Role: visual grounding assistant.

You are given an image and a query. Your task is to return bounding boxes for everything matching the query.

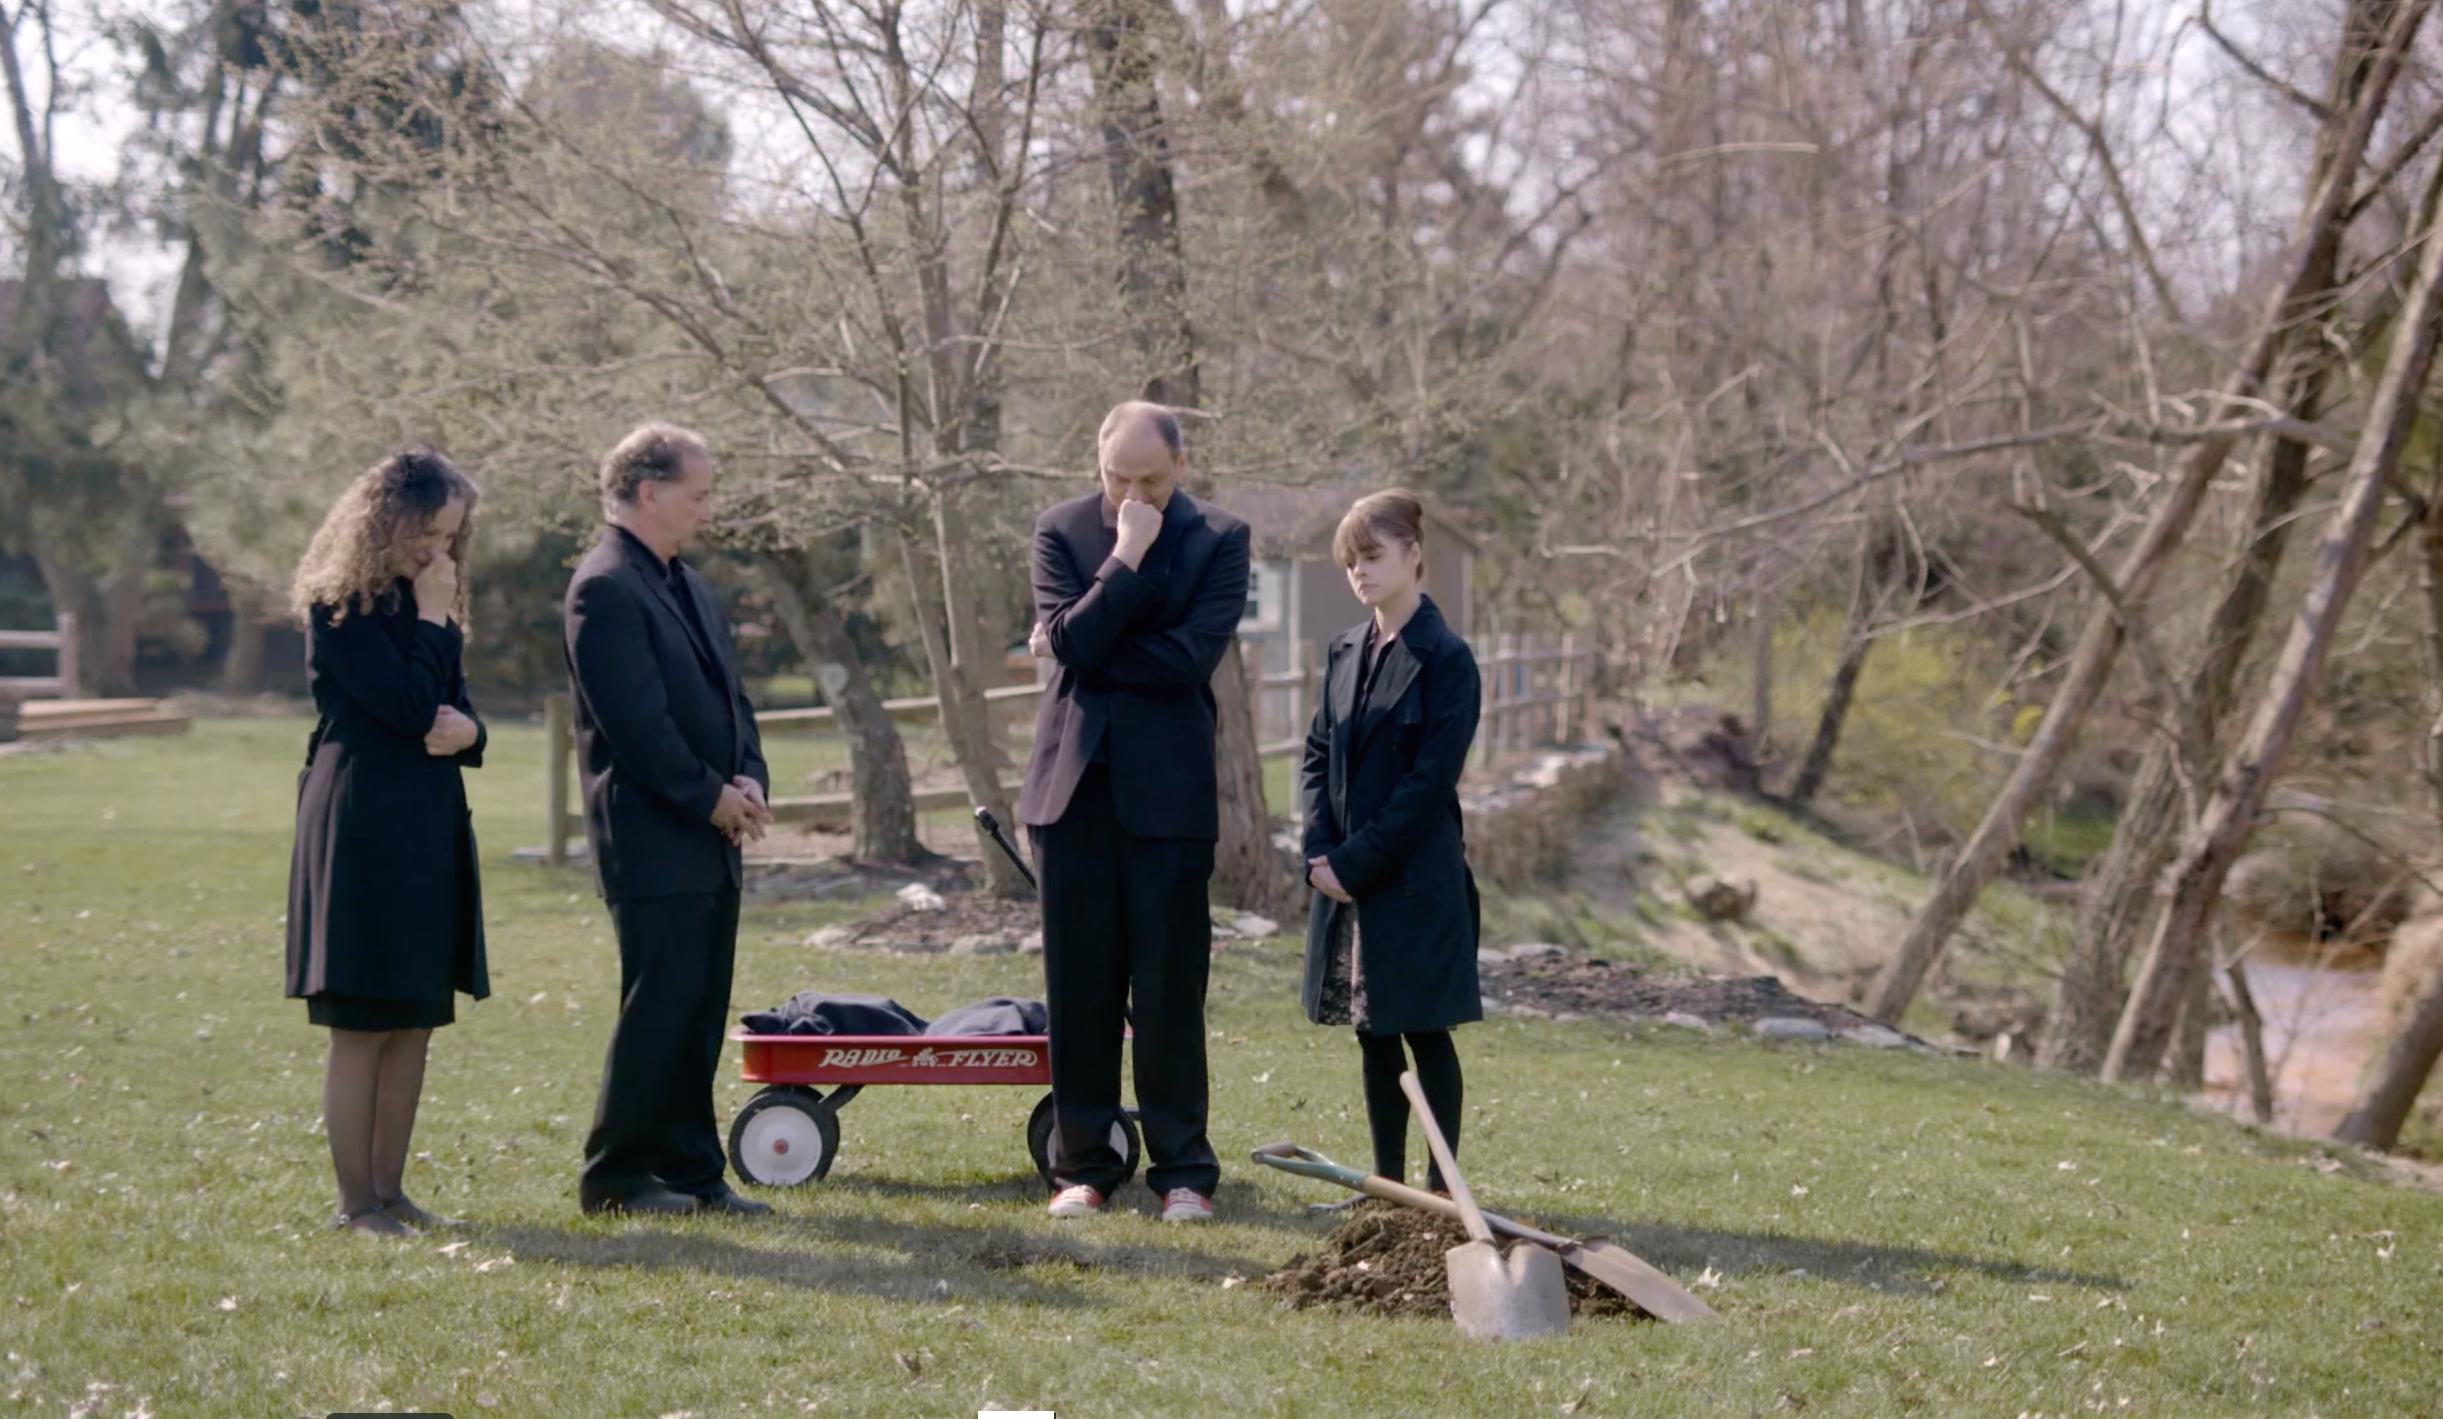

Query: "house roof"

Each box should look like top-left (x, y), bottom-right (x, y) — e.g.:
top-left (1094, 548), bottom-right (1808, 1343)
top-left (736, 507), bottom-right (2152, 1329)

top-left (1221, 480), bottom-right (1483, 559)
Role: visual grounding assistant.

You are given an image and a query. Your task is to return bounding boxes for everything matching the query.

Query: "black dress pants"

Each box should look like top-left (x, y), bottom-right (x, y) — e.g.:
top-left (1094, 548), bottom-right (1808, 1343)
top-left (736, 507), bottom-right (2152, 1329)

top-left (1031, 765), bottom-right (1220, 1197)
top-left (580, 889), bottom-right (740, 1201)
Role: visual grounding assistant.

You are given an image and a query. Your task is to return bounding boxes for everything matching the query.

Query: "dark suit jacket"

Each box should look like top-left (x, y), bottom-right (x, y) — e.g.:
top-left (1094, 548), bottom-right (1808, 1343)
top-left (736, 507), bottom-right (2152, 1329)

top-left (563, 527), bottom-right (769, 902)
top-left (286, 587), bottom-right (489, 1003)
top-left (1298, 595), bottom-right (1483, 1034)
top-left (1018, 490), bottom-right (1251, 840)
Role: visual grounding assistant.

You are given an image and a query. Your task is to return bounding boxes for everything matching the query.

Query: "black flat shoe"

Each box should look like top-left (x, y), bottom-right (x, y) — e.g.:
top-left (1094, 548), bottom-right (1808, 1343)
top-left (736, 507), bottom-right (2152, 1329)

top-left (691, 1187), bottom-right (772, 1216)
top-left (580, 1187), bottom-right (700, 1216)
top-left (380, 1194), bottom-right (462, 1230)
top-left (332, 1204), bottom-right (412, 1237)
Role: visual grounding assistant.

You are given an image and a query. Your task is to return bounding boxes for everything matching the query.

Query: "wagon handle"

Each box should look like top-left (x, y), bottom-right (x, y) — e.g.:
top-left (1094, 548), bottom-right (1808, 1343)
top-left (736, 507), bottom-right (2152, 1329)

top-left (973, 806), bottom-right (1039, 894)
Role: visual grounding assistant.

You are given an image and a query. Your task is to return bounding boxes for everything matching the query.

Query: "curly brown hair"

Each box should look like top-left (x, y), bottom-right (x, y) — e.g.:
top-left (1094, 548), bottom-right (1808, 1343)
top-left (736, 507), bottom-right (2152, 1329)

top-left (290, 446), bottom-right (480, 627)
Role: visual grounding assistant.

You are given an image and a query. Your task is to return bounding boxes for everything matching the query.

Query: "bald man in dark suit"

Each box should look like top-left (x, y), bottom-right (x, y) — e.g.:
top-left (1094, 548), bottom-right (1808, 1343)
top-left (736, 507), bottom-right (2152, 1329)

top-left (1020, 402), bottom-right (1250, 1223)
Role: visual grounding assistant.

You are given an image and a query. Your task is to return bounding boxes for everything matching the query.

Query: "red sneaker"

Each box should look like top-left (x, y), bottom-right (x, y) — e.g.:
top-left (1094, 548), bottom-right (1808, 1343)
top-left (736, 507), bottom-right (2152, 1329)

top-left (1160, 1188), bottom-right (1215, 1223)
top-left (1047, 1184), bottom-right (1106, 1218)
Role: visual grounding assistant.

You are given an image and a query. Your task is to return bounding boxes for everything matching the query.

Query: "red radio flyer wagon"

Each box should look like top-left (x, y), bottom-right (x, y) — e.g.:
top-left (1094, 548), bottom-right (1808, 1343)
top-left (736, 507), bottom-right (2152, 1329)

top-left (724, 809), bottom-right (1140, 1191)
top-left (723, 1031), bottom-right (1140, 1189)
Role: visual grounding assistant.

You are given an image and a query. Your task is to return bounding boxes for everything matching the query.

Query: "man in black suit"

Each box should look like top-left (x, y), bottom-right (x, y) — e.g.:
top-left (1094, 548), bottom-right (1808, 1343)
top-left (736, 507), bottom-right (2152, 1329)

top-left (564, 422), bottom-right (775, 1217)
top-left (1020, 401), bottom-right (1251, 1222)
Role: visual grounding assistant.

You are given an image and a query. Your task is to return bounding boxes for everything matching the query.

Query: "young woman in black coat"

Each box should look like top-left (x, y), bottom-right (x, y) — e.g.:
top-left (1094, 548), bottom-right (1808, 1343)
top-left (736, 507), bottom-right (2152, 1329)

top-left (286, 447), bottom-right (489, 1236)
top-left (1299, 490), bottom-right (1482, 1192)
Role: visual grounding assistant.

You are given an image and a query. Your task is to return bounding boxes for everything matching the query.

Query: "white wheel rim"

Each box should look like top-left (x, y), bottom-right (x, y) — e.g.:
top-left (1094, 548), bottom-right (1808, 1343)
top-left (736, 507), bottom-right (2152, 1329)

top-left (740, 1104), bottom-right (825, 1186)
top-left (1036, 1117), bottom-right (1137, 1174)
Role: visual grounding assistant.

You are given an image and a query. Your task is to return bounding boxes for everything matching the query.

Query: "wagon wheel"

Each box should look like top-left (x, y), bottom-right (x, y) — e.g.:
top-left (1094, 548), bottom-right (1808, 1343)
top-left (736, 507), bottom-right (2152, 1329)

top-left (729, 1086), bottom-right (839, 1187)
top-left (1024, 1092), bottom-right (1142, 1192)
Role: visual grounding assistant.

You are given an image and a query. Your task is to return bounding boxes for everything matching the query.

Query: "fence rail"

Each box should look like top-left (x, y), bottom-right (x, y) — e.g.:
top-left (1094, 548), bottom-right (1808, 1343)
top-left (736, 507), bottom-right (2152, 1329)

top-left (1252, 630), bottom-right (1592, 766)
top-left (0, 613), bottom-right (78, 699)
top-left (537, 629), bottom-right (1592, 861)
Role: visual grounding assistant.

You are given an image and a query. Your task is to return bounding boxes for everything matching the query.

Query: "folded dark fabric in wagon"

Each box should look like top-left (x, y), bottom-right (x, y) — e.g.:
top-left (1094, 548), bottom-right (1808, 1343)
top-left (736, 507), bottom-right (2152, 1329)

top-left (740, 992), bottom-right (1049, 1037)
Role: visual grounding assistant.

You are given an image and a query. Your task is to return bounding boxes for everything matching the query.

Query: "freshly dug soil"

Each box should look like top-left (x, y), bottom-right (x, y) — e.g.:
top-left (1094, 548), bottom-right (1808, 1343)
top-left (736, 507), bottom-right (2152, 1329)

top-left (1261, 1200), bottom-right (1645, 1321)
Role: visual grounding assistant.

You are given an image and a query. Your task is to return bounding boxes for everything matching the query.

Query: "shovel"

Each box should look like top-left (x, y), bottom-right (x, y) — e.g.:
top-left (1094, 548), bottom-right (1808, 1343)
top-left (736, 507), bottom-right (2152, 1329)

top-left (1249, 1140), bottom-right (1720, 1325)
top-left (1394, 1070), bottom-right (1572, 1340)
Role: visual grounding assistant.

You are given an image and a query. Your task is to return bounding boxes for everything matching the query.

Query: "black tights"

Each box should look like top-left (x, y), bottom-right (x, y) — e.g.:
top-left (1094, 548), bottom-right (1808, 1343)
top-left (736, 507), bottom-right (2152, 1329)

top-left (322, 1027), bottom-right (432, 1216)
top-left (1356, 1029), bottom-right (1463, 1190)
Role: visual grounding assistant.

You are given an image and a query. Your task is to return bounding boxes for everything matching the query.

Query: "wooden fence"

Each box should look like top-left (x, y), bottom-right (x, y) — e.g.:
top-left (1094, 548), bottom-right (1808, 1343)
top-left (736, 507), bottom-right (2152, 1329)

top-left (0, 613), bottom-right (77, 699)
top-left (1252, 630), bottom-right (1592, 766)
top-left (537, 631), bottom-right (1593, 862)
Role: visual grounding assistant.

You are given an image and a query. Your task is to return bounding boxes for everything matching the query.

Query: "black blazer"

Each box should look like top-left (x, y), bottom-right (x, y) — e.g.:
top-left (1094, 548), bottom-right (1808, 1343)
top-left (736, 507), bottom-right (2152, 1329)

top-left (563, 527), bottom-right (769, 901)
top-left (286, 587), bottom-right (490, 1004)
top-left (1299, 595), bottom-right (1482, 1035)
top-left (1018, 490), bottom-right (1252, 841)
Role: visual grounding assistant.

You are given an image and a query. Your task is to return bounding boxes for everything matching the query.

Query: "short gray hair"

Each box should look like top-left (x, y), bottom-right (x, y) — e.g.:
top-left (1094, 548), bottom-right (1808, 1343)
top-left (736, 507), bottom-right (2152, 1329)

top-left (600, 421), bottom-right (710, 504)
top-left (1096, 401), bottom-right (1183, 458)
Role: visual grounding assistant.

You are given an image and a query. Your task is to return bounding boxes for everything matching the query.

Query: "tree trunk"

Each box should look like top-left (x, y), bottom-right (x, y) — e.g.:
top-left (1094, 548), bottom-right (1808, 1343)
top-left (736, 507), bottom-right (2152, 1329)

top-left (221, 579), bottom-right (271, 694)
top-left (2331, 485), bottom-right (2443, 1146)
top-left (754, 549), bottom-right (925, 866)
top-left (2341, 950), bottom-right (2443, 1147)
top-left (1864, 1), bottom-right (2422, 1024)
top-left (2042, 748), bottom-right (2182, 1070)
top-left (2104, 143), bottom-right (2443, 1082)
top-left (896, 516), bottom-right (1028, 895)
top-left (1212, 639), bottom-right (1296, 917)
top-left (1087, 0), bottom-right (1201, 403)
top-left (1748, 594), bottom-right (1774, 768)
top-left (32, 555), bottom-right (99, 697)
top-left (97, 532), bottom-right (146, 697)
top-left (1085, 0), bottom-right (1287, 916)
top-left (2168, 960), bottom-right (2211, 1089)
top-left (35, 547), bottom-right (144, 699)
top-left (2038, 357), bottom-right (2326, 1072)
top-left (2225, 959), bottom-right (2277, 1125)
top-left (1788, 524), bottom-right (1891, 808)
top-left (1787, 629), bottom-right (1870, 808)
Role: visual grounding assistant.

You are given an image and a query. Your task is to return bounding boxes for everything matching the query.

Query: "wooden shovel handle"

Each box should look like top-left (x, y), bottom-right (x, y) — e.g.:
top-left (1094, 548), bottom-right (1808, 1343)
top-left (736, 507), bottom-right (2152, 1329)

top-left (1399, 1069), bottom-right (1492, 1242)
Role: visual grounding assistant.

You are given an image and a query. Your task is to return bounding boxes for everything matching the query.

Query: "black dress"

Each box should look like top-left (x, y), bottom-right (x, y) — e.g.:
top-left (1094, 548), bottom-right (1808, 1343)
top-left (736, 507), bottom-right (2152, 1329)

top-left (286, 584), bottom-right (490, 1030)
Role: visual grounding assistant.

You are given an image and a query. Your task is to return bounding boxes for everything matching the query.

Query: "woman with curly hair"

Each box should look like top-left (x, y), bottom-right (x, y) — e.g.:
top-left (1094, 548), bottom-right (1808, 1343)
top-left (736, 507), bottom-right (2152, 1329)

top-left (286, 445), bottom-right (490, 1236)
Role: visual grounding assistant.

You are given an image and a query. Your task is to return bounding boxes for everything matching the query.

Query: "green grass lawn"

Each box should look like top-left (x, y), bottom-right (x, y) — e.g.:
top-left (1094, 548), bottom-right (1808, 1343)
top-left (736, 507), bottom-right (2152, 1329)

top-left (3, 720), bottom-right (2439, 1417)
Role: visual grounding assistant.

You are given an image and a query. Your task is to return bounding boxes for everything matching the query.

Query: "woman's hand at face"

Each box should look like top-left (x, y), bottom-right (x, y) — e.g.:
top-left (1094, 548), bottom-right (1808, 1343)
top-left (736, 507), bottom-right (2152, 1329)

top-left (412, 553), bottom-right (458, 623)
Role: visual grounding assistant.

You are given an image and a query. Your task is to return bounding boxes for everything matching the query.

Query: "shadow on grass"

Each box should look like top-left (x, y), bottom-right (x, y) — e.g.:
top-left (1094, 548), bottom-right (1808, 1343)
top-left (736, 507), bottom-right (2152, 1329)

top-left (780, 1211), bottom-right (1279, 1281)
top-left (1538, 1215), bottom-right (2131, 1297)
top-left (815, 1171), bottom-right (1322, 1230)
top-left (481, 1221), bottom-right (1100, 1307)
top-left (481, 1209), bottom-right (1281, 1305)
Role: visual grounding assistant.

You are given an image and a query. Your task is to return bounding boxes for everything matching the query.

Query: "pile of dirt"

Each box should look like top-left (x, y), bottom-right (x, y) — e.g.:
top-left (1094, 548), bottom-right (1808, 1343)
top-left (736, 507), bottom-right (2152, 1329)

top-left (1261, 1201), bottom-right (1643, 1321)
top-left (1483, 953), bottom-right (1876, 1029)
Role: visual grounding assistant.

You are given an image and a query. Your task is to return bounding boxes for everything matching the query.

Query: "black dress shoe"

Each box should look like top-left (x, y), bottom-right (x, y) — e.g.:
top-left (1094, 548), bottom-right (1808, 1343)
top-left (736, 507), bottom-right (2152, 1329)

top-left (580, 1186), bottom-right (700, 1216)
top-left (380, 1193), bottom-right (463, 1230)
top-left (690, 1187), bottom-right (772, 1216)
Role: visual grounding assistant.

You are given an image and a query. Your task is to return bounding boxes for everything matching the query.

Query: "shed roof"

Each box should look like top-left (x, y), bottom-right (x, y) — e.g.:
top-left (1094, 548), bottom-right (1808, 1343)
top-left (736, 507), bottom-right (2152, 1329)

top-left (1222, 481), bottom-right (1483, 559)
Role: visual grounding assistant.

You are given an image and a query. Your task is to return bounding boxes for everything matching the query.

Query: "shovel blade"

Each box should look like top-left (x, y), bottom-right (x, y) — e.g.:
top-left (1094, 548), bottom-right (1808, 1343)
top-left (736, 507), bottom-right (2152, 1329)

top-left (1446, 1239), bottom-right (1571, 1340)
top-left (1556, 1239), bottom-right (1721, 1324)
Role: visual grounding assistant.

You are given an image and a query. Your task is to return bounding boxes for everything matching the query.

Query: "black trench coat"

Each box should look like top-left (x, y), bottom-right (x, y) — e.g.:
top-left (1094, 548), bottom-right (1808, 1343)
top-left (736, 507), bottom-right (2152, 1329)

top-left (285, 586), bottom-right (489, 1006)
top-left (1298, 594), bottom-right (1483, 1035)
